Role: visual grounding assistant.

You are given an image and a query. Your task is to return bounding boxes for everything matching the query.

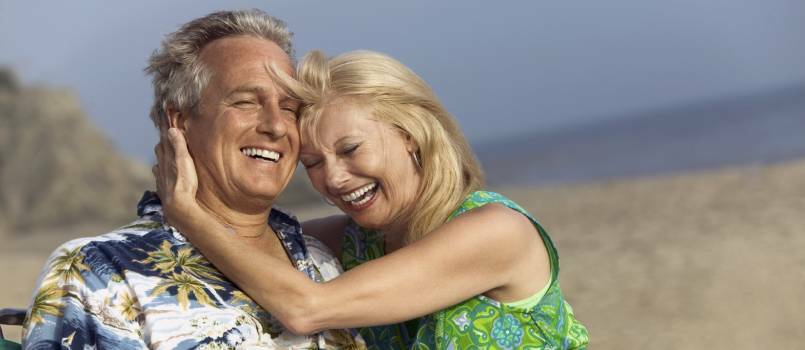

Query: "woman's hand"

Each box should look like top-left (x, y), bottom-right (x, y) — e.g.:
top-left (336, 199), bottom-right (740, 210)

top-left (153, 128), bottom-right (202, 226)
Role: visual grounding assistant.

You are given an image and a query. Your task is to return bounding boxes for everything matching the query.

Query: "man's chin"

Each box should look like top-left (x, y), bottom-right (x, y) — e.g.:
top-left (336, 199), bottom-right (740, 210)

top-left (221, 175), bottom-right (293, 210)
top-left (227, 195), bottom-right (276, 216)
top-left (243, 188), bottom-right (280, 203)
top-left (219, 183), bottom-right (278, 210)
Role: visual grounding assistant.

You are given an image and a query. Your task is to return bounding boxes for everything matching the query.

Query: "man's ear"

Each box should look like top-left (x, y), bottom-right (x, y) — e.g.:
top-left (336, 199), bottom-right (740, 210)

top-left (166, 106), bottom-right (189, 131)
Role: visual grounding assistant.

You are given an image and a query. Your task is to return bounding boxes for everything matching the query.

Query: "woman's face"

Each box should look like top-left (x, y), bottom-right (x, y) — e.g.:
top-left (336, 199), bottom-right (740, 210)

top-left (300, 100), bottom-right (422, 232)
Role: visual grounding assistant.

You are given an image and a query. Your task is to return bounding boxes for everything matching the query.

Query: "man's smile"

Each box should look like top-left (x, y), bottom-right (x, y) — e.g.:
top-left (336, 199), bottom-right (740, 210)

top-left (240, 147), bottom-right (281, 162)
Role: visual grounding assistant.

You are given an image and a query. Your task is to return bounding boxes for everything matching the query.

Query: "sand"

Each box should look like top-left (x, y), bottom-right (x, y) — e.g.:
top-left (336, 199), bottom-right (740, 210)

top-left (500, 160), bottom-right (805, 348)
top-left (2, 159), bottom-right (804, 348)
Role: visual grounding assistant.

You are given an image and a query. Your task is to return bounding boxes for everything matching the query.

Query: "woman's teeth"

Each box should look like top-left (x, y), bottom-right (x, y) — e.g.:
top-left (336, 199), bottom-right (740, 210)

top-left (241, 148), bottom-right (280, 162)
top-left (341, 183), bottom-right (378, 205)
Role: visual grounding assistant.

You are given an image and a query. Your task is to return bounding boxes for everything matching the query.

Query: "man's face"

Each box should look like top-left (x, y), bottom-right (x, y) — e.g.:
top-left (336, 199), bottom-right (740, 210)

top-left (178, 36), bottom-right (299, 212)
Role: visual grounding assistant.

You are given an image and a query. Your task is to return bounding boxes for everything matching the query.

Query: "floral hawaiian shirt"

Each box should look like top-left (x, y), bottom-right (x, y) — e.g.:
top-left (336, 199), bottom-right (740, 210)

top-left (22, 191), bottom-right (364, 349)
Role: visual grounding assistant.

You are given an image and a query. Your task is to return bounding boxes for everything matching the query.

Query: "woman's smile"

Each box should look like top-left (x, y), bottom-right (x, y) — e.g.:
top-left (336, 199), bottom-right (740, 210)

top-left (339, 182), bottom-right (379, 210)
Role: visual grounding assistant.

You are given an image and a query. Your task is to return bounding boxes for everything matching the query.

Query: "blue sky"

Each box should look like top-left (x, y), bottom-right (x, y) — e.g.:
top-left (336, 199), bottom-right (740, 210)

top-left (2, 0), bottom-right (804, 161)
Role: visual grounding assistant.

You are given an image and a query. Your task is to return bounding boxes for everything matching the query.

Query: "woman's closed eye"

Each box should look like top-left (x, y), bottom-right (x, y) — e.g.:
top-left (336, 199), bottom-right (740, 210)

top-left (340, 143), bottom-right (360, 155)
top-left (301, 157), bottom-right (322, 169)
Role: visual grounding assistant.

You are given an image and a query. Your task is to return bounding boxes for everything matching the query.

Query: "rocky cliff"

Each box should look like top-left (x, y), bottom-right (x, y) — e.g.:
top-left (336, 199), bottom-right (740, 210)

top-left (0, 67), bottom-right (321, 236)
top-left (0, 68), bottom-right (152, 234)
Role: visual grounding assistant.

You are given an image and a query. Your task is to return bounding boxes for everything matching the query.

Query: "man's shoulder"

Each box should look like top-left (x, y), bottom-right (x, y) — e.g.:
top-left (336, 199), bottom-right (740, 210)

top-left (303, 234), bottom-right (343, 281)
top-left (270, 207), bottom-right (347, 281)
top-left (50, 217), bottom-right (164, 251)
top-left (41, 216), bottom-right (173, 279)
top-left (267, 205), bottom-right (302, 234)
top-left (49, 191), bottom-right (167, 254)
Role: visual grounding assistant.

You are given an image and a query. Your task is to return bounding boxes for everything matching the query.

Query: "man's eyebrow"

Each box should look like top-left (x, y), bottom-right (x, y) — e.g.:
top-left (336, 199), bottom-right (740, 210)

top-left (227, 85), bottom-right (267, 96)
top-left (228, 85), bottom-right (299, 103)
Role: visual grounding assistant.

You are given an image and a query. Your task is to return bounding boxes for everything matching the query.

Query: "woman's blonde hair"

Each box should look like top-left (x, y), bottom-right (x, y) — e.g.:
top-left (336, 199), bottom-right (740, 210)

top-left (277, 50), bottom-right (484, 243)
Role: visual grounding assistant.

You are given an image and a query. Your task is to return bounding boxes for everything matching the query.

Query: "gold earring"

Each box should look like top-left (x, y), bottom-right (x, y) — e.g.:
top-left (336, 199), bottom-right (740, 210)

top-left (411, 151), bottom-right (422, 169)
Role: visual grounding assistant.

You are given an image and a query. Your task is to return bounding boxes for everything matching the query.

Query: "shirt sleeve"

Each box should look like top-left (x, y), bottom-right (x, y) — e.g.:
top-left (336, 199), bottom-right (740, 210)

top-left (22, 240), bottom-right (148, 350)
top-left (303, 234), bottom-right (344, 282)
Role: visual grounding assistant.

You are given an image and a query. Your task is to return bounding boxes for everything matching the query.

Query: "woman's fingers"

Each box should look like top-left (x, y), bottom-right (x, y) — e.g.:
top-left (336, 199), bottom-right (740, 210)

top-left (169, 129), bottom-right (194, 186)
top-left (152, 163), bottom-right (167, 215)
top-left (151, 127), bottom-right (202, 225)
top-left (166, 128), bottom-right (199, 196)
top-left (153, 129), bottom-right (179, 203)
top-left (152, 164), bottom-right (160, 189)
top-left (168, 128), bottom-right (187, 160)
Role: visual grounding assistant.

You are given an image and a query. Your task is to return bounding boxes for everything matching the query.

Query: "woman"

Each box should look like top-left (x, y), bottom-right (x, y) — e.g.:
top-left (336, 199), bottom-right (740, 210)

top-left (155, 50), bottom-right (588, 349)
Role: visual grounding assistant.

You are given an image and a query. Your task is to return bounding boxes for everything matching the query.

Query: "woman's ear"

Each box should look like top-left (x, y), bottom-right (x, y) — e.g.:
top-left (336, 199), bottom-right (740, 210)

top-left (404, 133), bottom-right (419, 154)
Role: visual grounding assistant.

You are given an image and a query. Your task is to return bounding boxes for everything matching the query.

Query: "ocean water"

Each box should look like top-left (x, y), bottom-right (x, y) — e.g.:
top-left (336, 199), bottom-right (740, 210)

top-left (475, 84), bottom-right (805, 186)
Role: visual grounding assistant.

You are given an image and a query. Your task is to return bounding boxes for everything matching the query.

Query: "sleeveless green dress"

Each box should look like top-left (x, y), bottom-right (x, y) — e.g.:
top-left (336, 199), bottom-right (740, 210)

top-left (340, 191), bottom-right (589, 349)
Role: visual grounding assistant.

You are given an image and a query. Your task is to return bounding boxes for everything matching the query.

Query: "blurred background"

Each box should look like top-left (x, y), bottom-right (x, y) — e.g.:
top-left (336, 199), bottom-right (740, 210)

top-left (1, 1), bottom-right (804, 348)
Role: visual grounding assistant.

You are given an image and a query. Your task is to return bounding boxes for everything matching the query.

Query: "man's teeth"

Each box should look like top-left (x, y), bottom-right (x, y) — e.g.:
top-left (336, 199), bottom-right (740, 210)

top-left (241, 148), bottom-right (280, 161)
top-left (341, 183), bottom-right (377, 202)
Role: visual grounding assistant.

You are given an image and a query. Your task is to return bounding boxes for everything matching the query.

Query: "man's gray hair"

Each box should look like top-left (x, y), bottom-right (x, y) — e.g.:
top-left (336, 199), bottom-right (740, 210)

top-left (145, 9), bottom-right (294, 130)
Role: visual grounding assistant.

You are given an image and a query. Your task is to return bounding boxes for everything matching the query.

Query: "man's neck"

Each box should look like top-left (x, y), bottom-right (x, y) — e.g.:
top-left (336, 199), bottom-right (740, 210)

top-left (194, 191), bottom-right (293, 266)
top-left (195, 188), bottom-right (273, 239)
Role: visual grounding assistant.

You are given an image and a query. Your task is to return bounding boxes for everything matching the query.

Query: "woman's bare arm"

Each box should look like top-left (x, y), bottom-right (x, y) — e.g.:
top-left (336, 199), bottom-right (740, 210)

top-left (155, 128), bottom-right (550, 335)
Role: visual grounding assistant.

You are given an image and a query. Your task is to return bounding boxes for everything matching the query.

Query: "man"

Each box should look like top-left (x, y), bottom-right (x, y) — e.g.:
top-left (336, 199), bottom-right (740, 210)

top-left (22, 10), bottom-right (362, 349)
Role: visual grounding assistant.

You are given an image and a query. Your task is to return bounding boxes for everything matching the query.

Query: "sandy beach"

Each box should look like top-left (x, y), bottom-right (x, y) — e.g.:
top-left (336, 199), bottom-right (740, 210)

top-left (2, 159), bottom-right (804, 348)
top-left (501, 159), bottom-right (805, 349)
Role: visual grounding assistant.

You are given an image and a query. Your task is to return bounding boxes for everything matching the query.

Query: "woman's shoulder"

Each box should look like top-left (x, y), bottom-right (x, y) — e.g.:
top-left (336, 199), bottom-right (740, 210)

top-left (456, 191), bottom-right (560, 279)
top-left (451, 191), bottom-right (544, 248)
top-left (455, 202), bottom-right (536, 238)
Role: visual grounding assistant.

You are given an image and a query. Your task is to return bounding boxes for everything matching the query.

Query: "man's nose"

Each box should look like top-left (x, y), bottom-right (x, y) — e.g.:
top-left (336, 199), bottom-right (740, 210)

top-left (255, 102), bottom-right (287, 138)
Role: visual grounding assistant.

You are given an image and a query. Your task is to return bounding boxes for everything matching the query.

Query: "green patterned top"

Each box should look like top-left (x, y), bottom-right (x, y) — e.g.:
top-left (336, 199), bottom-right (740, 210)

top-left (340, 191), bottom-right (589, 349)
top-left (340, 219), bottom-right (421, 349)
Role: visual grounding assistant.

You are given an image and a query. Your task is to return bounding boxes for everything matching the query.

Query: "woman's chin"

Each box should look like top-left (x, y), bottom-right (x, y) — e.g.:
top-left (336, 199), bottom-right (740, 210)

top-left (350, 212), bottom-right (388, 232)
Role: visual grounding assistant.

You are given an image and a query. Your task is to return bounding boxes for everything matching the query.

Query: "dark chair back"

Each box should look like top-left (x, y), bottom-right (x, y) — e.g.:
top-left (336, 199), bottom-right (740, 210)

top-left (0, 308), bottom-right (25, 341)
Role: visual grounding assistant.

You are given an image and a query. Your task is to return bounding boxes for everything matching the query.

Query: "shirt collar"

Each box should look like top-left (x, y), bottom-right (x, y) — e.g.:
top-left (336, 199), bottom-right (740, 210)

top-left (136, 190), bottom-right (310, 266)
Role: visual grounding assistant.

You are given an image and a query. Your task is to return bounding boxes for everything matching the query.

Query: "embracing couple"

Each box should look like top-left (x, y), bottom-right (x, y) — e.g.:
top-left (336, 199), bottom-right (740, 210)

top-left (22, 9), bottom-right (588, 350)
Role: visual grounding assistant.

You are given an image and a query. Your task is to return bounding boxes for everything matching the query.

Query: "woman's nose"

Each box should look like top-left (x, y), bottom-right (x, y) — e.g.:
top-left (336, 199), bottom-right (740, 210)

top-left (325, 162), bottom-right (350, 192)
